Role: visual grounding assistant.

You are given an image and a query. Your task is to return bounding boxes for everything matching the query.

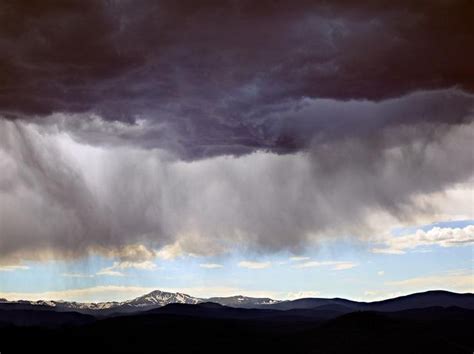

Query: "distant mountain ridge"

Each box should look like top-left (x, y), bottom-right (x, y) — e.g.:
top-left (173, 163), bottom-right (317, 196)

top-left (0, 290), bottom-right (472, 315)
top-left (267, 290), bottom-right (474, 312)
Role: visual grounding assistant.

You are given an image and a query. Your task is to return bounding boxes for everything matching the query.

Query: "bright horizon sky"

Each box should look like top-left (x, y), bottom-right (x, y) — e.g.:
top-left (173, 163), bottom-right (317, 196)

top-left (1, 218), bottom-right (472, 302)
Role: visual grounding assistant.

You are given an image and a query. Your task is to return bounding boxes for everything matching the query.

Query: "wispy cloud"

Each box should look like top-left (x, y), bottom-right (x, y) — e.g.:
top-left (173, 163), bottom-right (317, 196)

top-left (332, 262), bottom-right (358, 271)
top-left (292, 260), bottom-right (358, 271)
top-left (199, 263), bottom-right (223, 269)
top-left (238, 261), bottom-right (271, 269)
top-left (61, 273), bottom-right (94, 278)
top-left (115, 261), bottom-right (157, 270)
top-left (96, 269), bottom-right (125, 277)
top-left (0, 265), bottom-right (29, 272)
top-left (289, 256), bottom-right (311, 262)
top-left (96, 260), bottom-right (157, 277)
top-left (371, 225), bottom-right (474, 254)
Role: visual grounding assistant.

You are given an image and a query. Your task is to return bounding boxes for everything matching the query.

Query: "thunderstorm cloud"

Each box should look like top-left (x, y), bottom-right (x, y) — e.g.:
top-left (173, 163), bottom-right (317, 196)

top-left (0, 0), bottom-right (473, 264)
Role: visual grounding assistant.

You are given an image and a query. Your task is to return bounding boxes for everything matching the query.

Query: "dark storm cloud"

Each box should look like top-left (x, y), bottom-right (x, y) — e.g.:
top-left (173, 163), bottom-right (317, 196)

top-left (0, 1), bottom-right (473, 264)
top-left (0, 0), bottom-right (473, 158)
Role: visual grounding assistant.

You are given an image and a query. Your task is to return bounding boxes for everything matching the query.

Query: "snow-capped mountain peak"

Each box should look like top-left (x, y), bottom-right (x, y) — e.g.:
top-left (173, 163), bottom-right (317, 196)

top-left (0, 290), bottom-right (280, 313)
top-left (124, 290), bottom-right (201, 307)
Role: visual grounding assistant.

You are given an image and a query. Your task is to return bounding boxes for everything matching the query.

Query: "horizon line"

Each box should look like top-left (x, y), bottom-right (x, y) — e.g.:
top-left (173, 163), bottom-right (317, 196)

top-left (1, 288), bottom-right (471, 305)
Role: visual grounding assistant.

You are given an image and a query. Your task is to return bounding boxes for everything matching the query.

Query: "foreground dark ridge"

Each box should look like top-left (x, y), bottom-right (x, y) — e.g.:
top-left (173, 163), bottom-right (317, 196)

top-left (0, 291), bottom-right (473, 354)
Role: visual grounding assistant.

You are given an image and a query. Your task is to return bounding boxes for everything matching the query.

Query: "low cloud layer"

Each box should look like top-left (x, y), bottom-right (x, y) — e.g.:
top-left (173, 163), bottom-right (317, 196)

top-left (0, 101), bottom-right (473, 264)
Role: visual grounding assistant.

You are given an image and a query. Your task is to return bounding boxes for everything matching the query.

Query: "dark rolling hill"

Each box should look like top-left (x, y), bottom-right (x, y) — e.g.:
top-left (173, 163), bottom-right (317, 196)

top-left (265, 290), bottom-right (474, 311)
top-left (0, 290), bottom-right (472, 353)
top-left (0, 304), bottom-right (472, 354)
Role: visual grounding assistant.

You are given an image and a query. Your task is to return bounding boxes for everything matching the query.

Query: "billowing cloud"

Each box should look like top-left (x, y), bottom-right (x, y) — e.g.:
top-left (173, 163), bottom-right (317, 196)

top-left (372, 225), bottom-right (474, 254)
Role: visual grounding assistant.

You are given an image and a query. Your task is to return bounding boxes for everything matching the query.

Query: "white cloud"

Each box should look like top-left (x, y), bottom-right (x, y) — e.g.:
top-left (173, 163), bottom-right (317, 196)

top-left (96, 260), bottom-right (156, 277)
top-left (292, 260), bottom-right (358, 271)
top-left (293, 261), bottom-right (323, 268)
top-left (199, 263), bottom-right (223, 269)
top-left (0, 265), bottom-right (29, 272)
top-left (114, 260), bottom-right (157, 270)
top-left (96, 269), bottom-right (125, 277)
top-left (332, 262), bottom-right (358, 271)
top-left (377, 271), bottom-right (385, 276)
top-left (155, 242), bottom-right (185, 260)
top-left (238, 261), bottom-right (271, 269)
top-left (371, 225), bottom-right (474, 254)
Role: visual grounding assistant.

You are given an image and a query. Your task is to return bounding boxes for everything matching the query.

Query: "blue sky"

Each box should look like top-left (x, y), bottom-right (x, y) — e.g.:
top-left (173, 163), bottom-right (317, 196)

top-left (1, 219), bottom-right (472, 302)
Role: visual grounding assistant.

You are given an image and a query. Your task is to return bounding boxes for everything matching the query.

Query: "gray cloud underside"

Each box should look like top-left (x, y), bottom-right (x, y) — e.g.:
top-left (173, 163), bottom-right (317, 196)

top-left (1, 89), bottom-right (473, 263)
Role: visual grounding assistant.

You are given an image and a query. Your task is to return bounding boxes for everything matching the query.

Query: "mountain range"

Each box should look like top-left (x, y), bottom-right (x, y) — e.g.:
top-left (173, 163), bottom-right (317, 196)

top-left (1, 289), bottom-right (473, 315)
top-left (1, 290), bottom-right (473, 353)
